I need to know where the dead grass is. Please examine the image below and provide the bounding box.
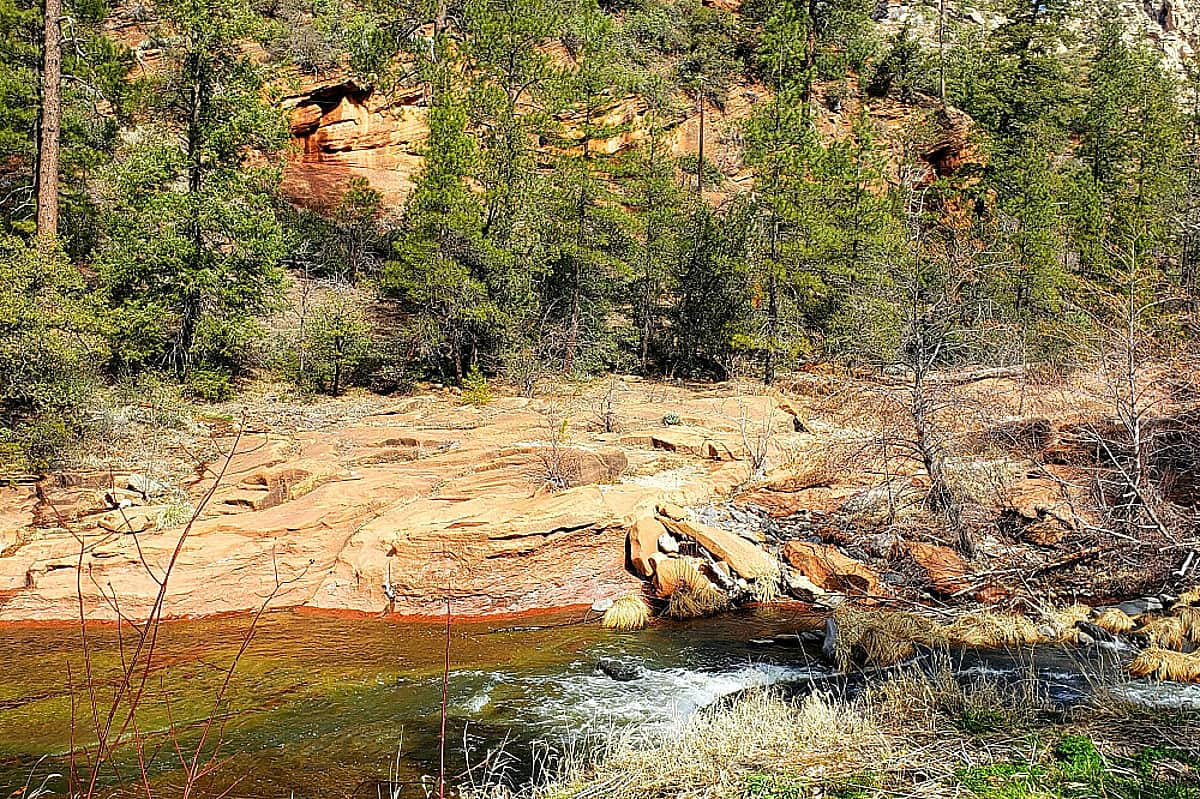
[869,655,1041,733]
[1138,616,1187,649]
[832,605,945,670]
[523,689,891,799]
[1093,607,1137,635]
[664,580,730,620]
[1177,605,1200,642]
[602,594,651,630]
[1127,647,1200,682]
[1178,586,1200,607]
[944,611,1044,647]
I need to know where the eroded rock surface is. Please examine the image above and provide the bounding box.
[0,384,796,622]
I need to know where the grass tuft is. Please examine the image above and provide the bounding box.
[1093,607,1137,635]
[664,579,730,619]
[1176,585,1200,607]
[601,594,651,630]
[1127,647,1200,682]
[945,611,1044,647]
[1138,616,1187,649]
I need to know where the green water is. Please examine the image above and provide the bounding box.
[0,607,825,799]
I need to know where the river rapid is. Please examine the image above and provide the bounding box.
[1,606,1198,799]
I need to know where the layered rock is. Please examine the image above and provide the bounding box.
[0,383,801,622]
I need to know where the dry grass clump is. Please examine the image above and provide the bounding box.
[1176,586,1200,607]
[664,580,730,620]
[1138,616,1186,649]
[1093,607,1137,635]
[602,594,651,630]
[1127,647,1200,683]
[945,611,1044,647]
[833,605,945,670]
[1176,605,1200,642]
[869,656,1040,733]
[538,689,890,799]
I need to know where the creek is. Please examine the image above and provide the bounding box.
[1,606,1197,798]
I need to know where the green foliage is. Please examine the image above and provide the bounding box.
[957,736,1200,799]
[460,366,492,406]
[285,286,372,396]
[96,0,288,379]
[0,239,104,470]
[0,0,133,243]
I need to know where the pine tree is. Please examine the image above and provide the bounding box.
[96,0,287,389]
[383,95,495,384]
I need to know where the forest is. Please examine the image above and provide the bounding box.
[1,0,1197,471]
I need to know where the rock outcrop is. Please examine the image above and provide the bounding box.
[0,383,801,622]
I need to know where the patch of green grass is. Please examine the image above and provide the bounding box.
[745,774,805,799]
[744,772,876,799]
[958,707,1010,734]
[957,735,1200,799]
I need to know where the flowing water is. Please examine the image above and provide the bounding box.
[1,607,1197,799]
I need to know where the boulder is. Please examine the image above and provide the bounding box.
[628,517,668,577]
[595,657,643,682]
[660,518,778,579]
[907,541,971,595]
[98,510,155,534]
[782,540,879,594]
[656,502,688,521]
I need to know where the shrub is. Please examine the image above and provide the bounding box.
[0,239,104,471]
[285,285,372,396]
[461,366,492,407]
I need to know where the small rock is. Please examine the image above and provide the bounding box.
[1116,598,1162,617]
[783,568,827,597]
[1038,624,1059,639]
[596,657,643,682]
[591,598,614,613]
[657,533,680,554]
[1076,620,1114,643]
[657,503,688,522]
[821,617,838,663]
[1075,631,1095,647]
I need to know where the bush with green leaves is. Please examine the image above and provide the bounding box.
[0,239,105,470]
[284,286,372,396]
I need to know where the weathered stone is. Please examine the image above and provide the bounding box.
[782,566,827,597]
[906,541,971,596]
[661,518,778,579]
[782,540,879,594]
[657,532,679,554]
[98,511,154,534]
[656,503,688,521]
[628,517,668,577]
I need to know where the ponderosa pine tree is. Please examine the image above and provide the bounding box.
[96,0,287,393]
[1069,16,1183,295]
[0,0,130,245]
[383,94,496,384]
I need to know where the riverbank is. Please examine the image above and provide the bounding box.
[1,368,1196,625]
[503,671,1200,799]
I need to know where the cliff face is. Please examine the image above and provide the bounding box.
[278,0,1200,212]
[281,80,428,211]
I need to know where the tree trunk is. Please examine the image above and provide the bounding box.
[35,0,62,246]
[696,87,705,194]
